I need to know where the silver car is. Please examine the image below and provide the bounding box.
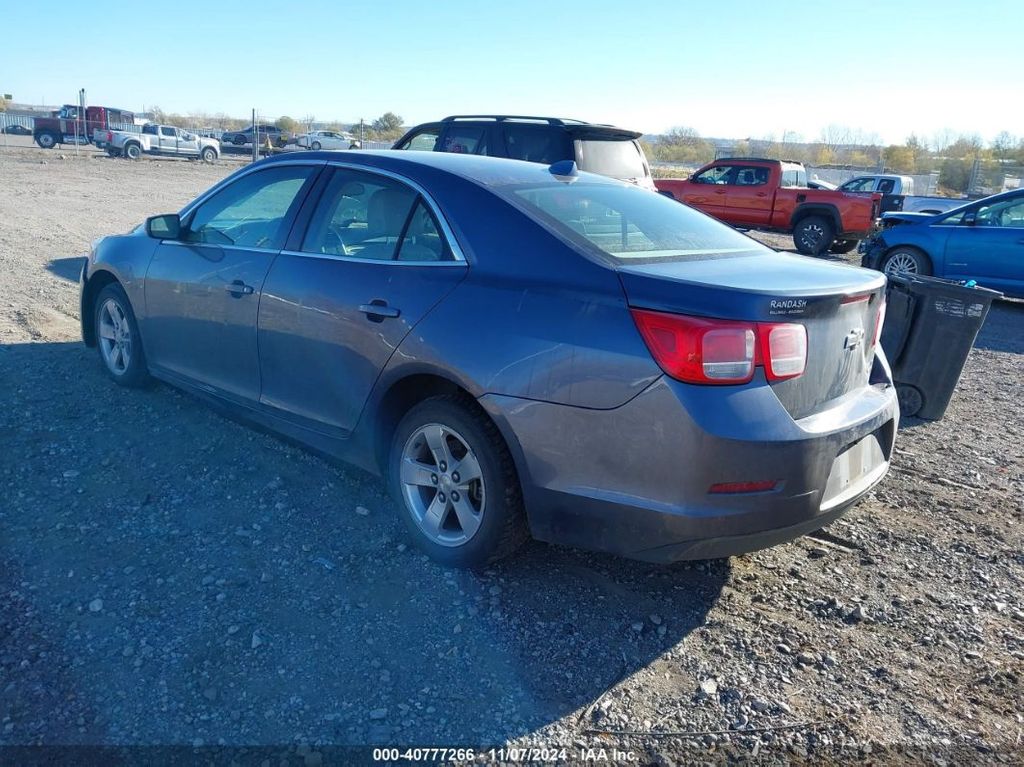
[80,151,898,568]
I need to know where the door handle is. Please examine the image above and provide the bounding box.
[225,280,254,296]
[359,300,401,321]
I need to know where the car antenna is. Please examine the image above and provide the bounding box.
[548,160,579,182]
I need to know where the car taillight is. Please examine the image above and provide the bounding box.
[873,299,886,347]
[106,131,112,142]
[630,309,807,386]
[760,323,807,381]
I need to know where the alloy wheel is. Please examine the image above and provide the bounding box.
[399,423,485,546]
[98,298,132,376]
[884,252,920,276]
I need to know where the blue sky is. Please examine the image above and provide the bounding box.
[4,0,1021,144]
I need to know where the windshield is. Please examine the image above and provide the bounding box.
[574,139,648,180]
[510,182,767,263]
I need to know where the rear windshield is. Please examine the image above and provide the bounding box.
[575,139,648,181]
[510,182,766,263]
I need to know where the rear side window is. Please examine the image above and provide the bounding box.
[160,127,176,137]
[184,165,315,250]
[142,124,158,135]
[502,125,568,164]
[736,166,770,186]
[301,169,451,262]
[575,139,648,181]
[510,182,765,263]
[441,126,488,155]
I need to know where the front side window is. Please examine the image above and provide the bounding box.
[841,177,876,192]
[398,128,441,151]
[510,182,765,263]
[184,165,314,249]
[693,165,734,185]
[301,169,452,262]
[975,197,1024,227]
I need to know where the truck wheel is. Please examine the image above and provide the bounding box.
[829,239,858,254]
[793,216,835,256]
[36,132,58,149]
[124,143,142,160]
[201,147,217,164]
[881,247,931,278]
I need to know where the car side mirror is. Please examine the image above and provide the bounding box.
[962,211,977,226]
[146,213,181,240]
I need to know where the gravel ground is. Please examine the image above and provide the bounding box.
[1,144,1022,762]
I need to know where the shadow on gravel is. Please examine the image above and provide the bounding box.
[0,340,728,746]
[46,256,87,283]
[974,300,1024,355]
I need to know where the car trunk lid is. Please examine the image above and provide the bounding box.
[617,251,887,420]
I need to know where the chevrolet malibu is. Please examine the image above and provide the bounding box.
[80,151,898,568]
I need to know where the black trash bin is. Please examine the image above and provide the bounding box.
[880,274,1002,420]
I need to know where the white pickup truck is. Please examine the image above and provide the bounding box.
[106,124,220,163]
[838,174,968,215]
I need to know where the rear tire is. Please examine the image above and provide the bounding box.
[124,143,142,160]
[897,384,923,417]
[881,247,931,278]
[829,239,858,254]
[311,140,322,151]
[93,283,150,387]
[388,395,528,568]
[793,215,835,256]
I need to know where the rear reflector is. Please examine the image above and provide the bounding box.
[630,309,807,386]
[709,480,779,494]
[873,299,886,347]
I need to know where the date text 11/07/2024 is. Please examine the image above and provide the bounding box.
[371,747,638,762]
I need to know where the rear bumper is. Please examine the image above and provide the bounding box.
[484,371,898,563]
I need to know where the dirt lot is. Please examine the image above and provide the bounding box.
[1,144,1022,762]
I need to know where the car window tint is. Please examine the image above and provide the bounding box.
[878,179,895,193]
[160,127,176,137]
[693,165,733,185]
[302,170,419,260]
[512,182,765,263]
[736,166,769,186]
[184,166,314,249]
[142,124,158,135]
[442,126,487,155]
[502,125,565,163]
[400,129,441,151]
[976,198,1024,227]
[397,201,449,262]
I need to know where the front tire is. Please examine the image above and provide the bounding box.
[793,215,835,256]
[36,132,58,149]
[388,396,527,568]
[882,247,931,278]
[201,147,217,163]
[311,140,322,151]
[93,283,150,387]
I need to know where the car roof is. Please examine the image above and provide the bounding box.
[262,148,620,189]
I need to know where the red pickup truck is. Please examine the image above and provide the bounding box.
[655,158,881,256]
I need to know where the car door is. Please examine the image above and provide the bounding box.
[943,196,1024,293]
[724,165,772,226]
[158,125,178,154]
[143,163,321,403]
[684,164,734,219]
[257,165,467,434]
[177,129,200,156]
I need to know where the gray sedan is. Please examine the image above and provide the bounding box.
[80,151,898,568]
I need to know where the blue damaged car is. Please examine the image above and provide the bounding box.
[80,151,898,568]
[860,188,1024,299]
